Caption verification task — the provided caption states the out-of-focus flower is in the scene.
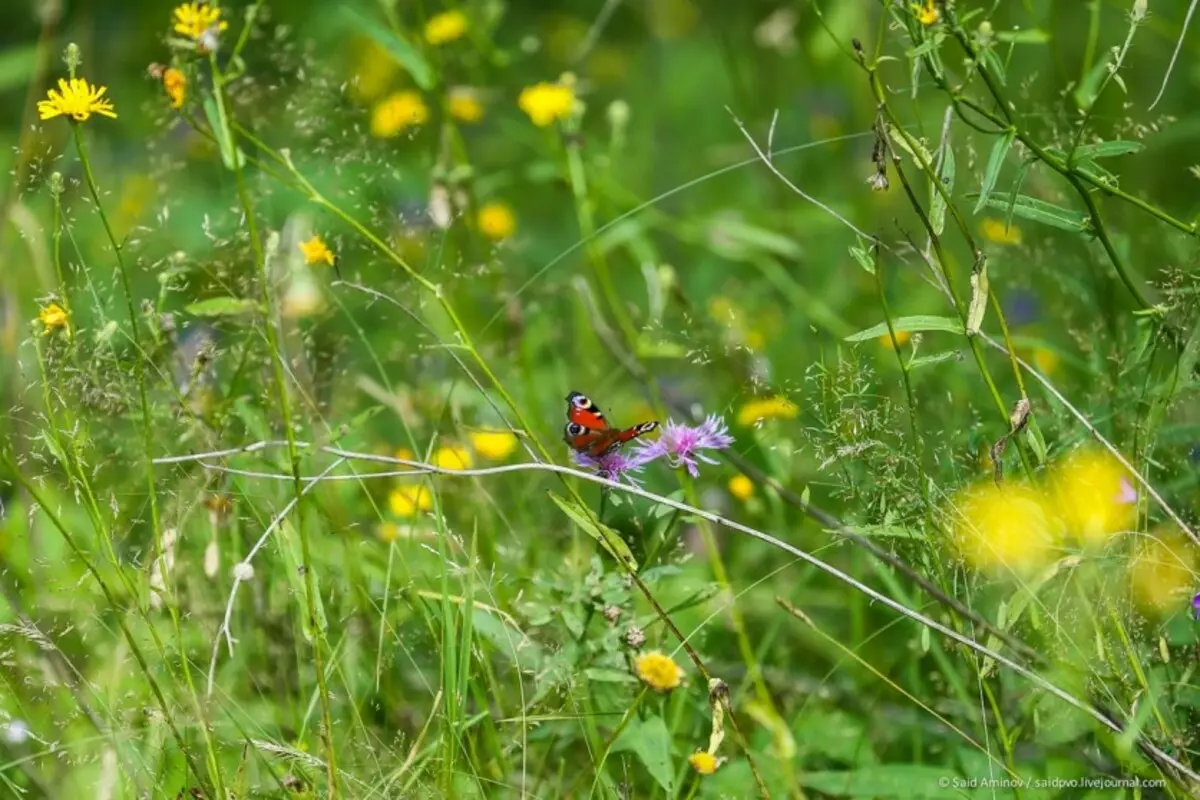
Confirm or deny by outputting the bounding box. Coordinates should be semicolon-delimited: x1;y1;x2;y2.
351;40;400;103
448;87;485;123
38;78;116;122
1192;591;1200;620
389;484;432;516
424;10;468;45
625;626;646;649
1050;448;1137;546
736;396;798;427
570;448;653;484
688;751;720;775
156;67;186;109
38;303;69;333
878;329;912;350
478;201;516;240
728;474;753;501
950;480;1058;574
282;271;325;319
1129;532;1196;614
299;236;336;267
1004;289;1040;326
394;447;415;463
634;650;683;691
173;2;228;40
518;81;575;127
434;445;472;470
912;0;940;25
636;415;733;478
371;91;429;138
980;217;1022;245
2;720;29;745
1032;347;1059;376
469;430;518;460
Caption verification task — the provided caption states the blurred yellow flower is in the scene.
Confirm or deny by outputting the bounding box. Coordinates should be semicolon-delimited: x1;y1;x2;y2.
477;201;516;240
469;430;518;460
394;447;415;463
434;445;472;470
377;522;402;543
1032;347;1059;376
688;751;720;775
634;650;682;691
371;91;429;138
162;68;186;109
38;303;69;332
389;484;432;517
951;480;1058;574
172;2;228;40
728;475;753;501
878;329;912;350
980;217;1023;245
1129;532;1196;615
518;81;575;127
448;88;485;123
913;0;940;25
646;0;700;39
299;236;336;267
37;78;117;122
1049;448;1137;545
351;39;400;103
736;395;799;427
425;10;468;45
586;46;630;85
707;296;734;319
743;329;766;351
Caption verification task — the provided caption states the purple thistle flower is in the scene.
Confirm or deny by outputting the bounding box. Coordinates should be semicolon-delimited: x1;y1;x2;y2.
570;448;656;486
1115;477;1138;505
1193;592;1200;621
636;415;734;478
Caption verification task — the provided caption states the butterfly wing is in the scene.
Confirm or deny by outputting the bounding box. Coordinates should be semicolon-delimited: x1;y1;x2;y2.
563;392;658;457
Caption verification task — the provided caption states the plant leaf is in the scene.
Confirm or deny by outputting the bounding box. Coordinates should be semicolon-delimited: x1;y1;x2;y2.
612;717;675;794
966;258;989;336
1073;140;1144;161
845;315;964;342
971;193;1089;234
185;297;262;317
338;6;433;90
907;350;962;370
930;140;956;236
974;129;1015;214
548;492;639;572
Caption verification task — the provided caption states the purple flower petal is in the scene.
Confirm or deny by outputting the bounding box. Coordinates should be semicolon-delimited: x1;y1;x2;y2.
1115;477;1138;505
634;414;734;478
1193;592;1200;621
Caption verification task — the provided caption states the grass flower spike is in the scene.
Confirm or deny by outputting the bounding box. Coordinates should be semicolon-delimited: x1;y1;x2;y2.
636;415;733;478
173;2;228;40
634;650;682;691
38;77;117;122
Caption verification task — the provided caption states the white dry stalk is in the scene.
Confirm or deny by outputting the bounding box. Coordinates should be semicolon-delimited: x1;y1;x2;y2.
166;441;1200;783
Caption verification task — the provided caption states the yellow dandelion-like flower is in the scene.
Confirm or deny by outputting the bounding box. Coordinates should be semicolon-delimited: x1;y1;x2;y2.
728;475;753;501
389;484;432;517
469;430;518;461
878;329;912;350
371;90;429;138
1032;347;1059;376
1049;448;1137;546
634;650;683;692
912;0;940;26
299;236;336;267
980;217;1023;246
950;480;1058;574
477;201;516;240
162;68;187;109
518;81;575;127
433;445;472;470
351;39;400;104
378;522;402;543
38;303;69;333
688;751;720;776
37;77;117;123
425;10;468;45
736;395;799;427
448;87;485;123
394;447;415;463
1129;531;1196;615
172;1;228;40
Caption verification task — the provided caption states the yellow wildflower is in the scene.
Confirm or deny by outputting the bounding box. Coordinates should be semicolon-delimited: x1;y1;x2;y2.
299;236;336;267
389;484;432;517
163;68;186;109
1032;347;1059;376
38;303;69;332
172;2;228;40
913;0;940;25
469;430;518;461
377;522;402;543
980;217;1023;246
950;480;1058;574
634;650;683;691
878;329;912;350
371;90;429;138
433;445;472;470
743;329;766;351
448;87;485;123
394;447;415;463
1129;532;1196;615
1049;448;1136;546
688;751;720;775
728;475;753;501
736;395;799;427
477;201;516;240
425;10;468;45
350;39;400;103
518;81;575;127
37;78;117;122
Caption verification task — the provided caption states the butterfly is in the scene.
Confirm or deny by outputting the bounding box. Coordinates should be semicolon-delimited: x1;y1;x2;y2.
563;391;659;457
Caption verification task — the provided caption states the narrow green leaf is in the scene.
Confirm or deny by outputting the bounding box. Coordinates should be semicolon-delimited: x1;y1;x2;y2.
849;239;875;274
185;297;262;317
907;350;962;370
974;129;1015;213
1005;157;1034;231
338;6;433;90
972;192;1089;233
801;765;958;798
612;717;675;794
995;28;1051;44
1074;57;1110;109
845;315;964;342
966;259;989;336
277;521;327;644
930;141;956;236
1073;140;1144;160
548;492;639;572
